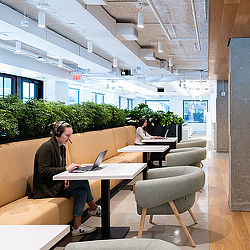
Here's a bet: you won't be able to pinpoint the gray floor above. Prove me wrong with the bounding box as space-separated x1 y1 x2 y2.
56 134 226 249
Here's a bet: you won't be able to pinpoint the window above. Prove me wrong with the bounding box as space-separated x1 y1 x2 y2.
118 96 122 109
145 100 170 112
0 74 14 97
127 98 133 110
69 88 79 104
183 100 208 123
21 78 42 102
91 92 104 104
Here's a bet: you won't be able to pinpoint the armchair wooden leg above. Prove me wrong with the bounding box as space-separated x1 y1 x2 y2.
138 208 147 238
188 208 198 224
200 162 204 168
169 201 196 247
133 184 135 194
149 215 153 223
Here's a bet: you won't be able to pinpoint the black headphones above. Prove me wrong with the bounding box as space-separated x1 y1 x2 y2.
54 121 66 137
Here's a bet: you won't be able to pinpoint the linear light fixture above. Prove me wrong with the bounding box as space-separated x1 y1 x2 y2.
137 10 144 28
157 41 163 53
58 58 63 67
87 40 93 53
169 57 173 67
113 57 118 68
15 41 22 53
38 12 45 28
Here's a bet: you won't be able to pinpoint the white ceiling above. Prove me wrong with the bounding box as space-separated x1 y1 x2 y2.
0 0 214 97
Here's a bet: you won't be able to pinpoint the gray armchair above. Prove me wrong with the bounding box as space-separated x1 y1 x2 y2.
65 238 181 250
177 139 207 148
135 166 205 247
154 148 207 168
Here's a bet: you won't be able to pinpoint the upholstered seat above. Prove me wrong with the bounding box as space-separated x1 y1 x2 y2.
177 139 207 148
65 238 181 250
135 166 205 247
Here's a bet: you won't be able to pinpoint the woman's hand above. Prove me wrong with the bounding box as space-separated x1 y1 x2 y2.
64 180 70 189
66 163 81 171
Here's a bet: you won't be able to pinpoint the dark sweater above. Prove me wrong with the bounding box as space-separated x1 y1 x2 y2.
32 136 70 199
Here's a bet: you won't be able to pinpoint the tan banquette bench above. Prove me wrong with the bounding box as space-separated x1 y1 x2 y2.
0 126 141 225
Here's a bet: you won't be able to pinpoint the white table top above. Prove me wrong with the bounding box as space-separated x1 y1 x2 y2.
118 145 169 153
142 137 178 143
0 225 69 250
53 163 147 181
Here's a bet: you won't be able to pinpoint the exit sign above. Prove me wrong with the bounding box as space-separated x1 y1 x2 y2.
72 74 82 81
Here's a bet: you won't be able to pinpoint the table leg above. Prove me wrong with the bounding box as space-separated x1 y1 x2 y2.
142 152 149 180
80 179 129 241
159 153 163 167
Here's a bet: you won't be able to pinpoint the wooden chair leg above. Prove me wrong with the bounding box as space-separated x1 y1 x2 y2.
138 208 147 238
168 201 196 247
133 184 135 194
200 162 204 168
188 208 198 224
199 189 202 193
149 215 153 223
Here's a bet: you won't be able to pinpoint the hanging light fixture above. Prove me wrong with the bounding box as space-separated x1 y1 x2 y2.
137 10 144 28
38 12 45 28
87 40 93 53
15 41 22 53
157 41 163 53
58 58 63 67
169 56 173 67
113 57 118 68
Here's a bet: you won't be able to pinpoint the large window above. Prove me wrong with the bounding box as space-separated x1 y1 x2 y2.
127 98 134 110
91 92 104 104
0 74 15 97
21 78 43 102
183 100 208 123
145 100 170 112
69 88 80 104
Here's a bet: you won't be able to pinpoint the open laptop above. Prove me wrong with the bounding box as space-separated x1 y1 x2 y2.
69 150 108 172
158 129 169 139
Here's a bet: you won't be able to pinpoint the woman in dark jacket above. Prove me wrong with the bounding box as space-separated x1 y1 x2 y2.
33 121 101 236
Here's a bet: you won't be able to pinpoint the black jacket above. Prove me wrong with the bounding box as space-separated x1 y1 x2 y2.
32 136 70 199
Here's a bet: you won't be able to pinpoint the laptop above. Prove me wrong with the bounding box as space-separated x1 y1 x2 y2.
69 150 108 173
158 129 169 139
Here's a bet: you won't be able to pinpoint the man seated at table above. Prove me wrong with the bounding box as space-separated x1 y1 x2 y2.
31 121 101 236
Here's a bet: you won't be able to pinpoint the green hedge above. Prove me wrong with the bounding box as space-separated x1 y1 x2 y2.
0 96 126 143
125 103 184 127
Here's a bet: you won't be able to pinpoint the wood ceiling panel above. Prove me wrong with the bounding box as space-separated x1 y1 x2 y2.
209 0 250 80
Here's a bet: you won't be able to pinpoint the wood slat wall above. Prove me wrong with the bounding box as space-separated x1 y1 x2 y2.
208 0 250 80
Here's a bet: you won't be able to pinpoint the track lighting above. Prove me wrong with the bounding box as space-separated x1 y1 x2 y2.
113 57 117 68
137 10 144 28
157 41 163 53
38 12 45 28
87 40 93 53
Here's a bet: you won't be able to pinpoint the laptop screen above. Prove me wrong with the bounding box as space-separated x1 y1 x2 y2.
93 150 108 168
164 129 169 138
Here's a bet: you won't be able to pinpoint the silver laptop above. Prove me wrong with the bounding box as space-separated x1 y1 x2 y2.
70 150 108 172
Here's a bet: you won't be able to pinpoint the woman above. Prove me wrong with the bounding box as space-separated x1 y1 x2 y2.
135 117 162 168
32 121 101 236
135 117 159 145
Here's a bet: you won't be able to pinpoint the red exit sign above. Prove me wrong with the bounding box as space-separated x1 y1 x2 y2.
72 74 82 81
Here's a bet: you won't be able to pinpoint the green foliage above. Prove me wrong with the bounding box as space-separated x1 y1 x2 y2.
0 96 126 143
125 103 184 127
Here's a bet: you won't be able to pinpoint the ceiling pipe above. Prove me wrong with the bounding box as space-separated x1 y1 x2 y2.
146 0 171 40
190 0 201 50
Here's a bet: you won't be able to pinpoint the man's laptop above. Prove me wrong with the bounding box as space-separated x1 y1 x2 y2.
69 150 108 173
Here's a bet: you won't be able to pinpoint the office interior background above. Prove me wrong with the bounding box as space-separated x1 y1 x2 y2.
0 0 249 249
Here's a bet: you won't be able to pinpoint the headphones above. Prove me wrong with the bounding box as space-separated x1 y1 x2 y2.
54 121 66 137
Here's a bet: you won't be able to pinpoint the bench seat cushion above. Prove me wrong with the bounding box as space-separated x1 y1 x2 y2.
0 196 74 225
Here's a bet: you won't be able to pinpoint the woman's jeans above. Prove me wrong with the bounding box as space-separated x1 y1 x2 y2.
67 180 93 217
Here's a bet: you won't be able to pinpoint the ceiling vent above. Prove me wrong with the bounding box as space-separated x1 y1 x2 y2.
116 23 138 41
140 49 156 60
157 87 164 92
83 0 107 5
